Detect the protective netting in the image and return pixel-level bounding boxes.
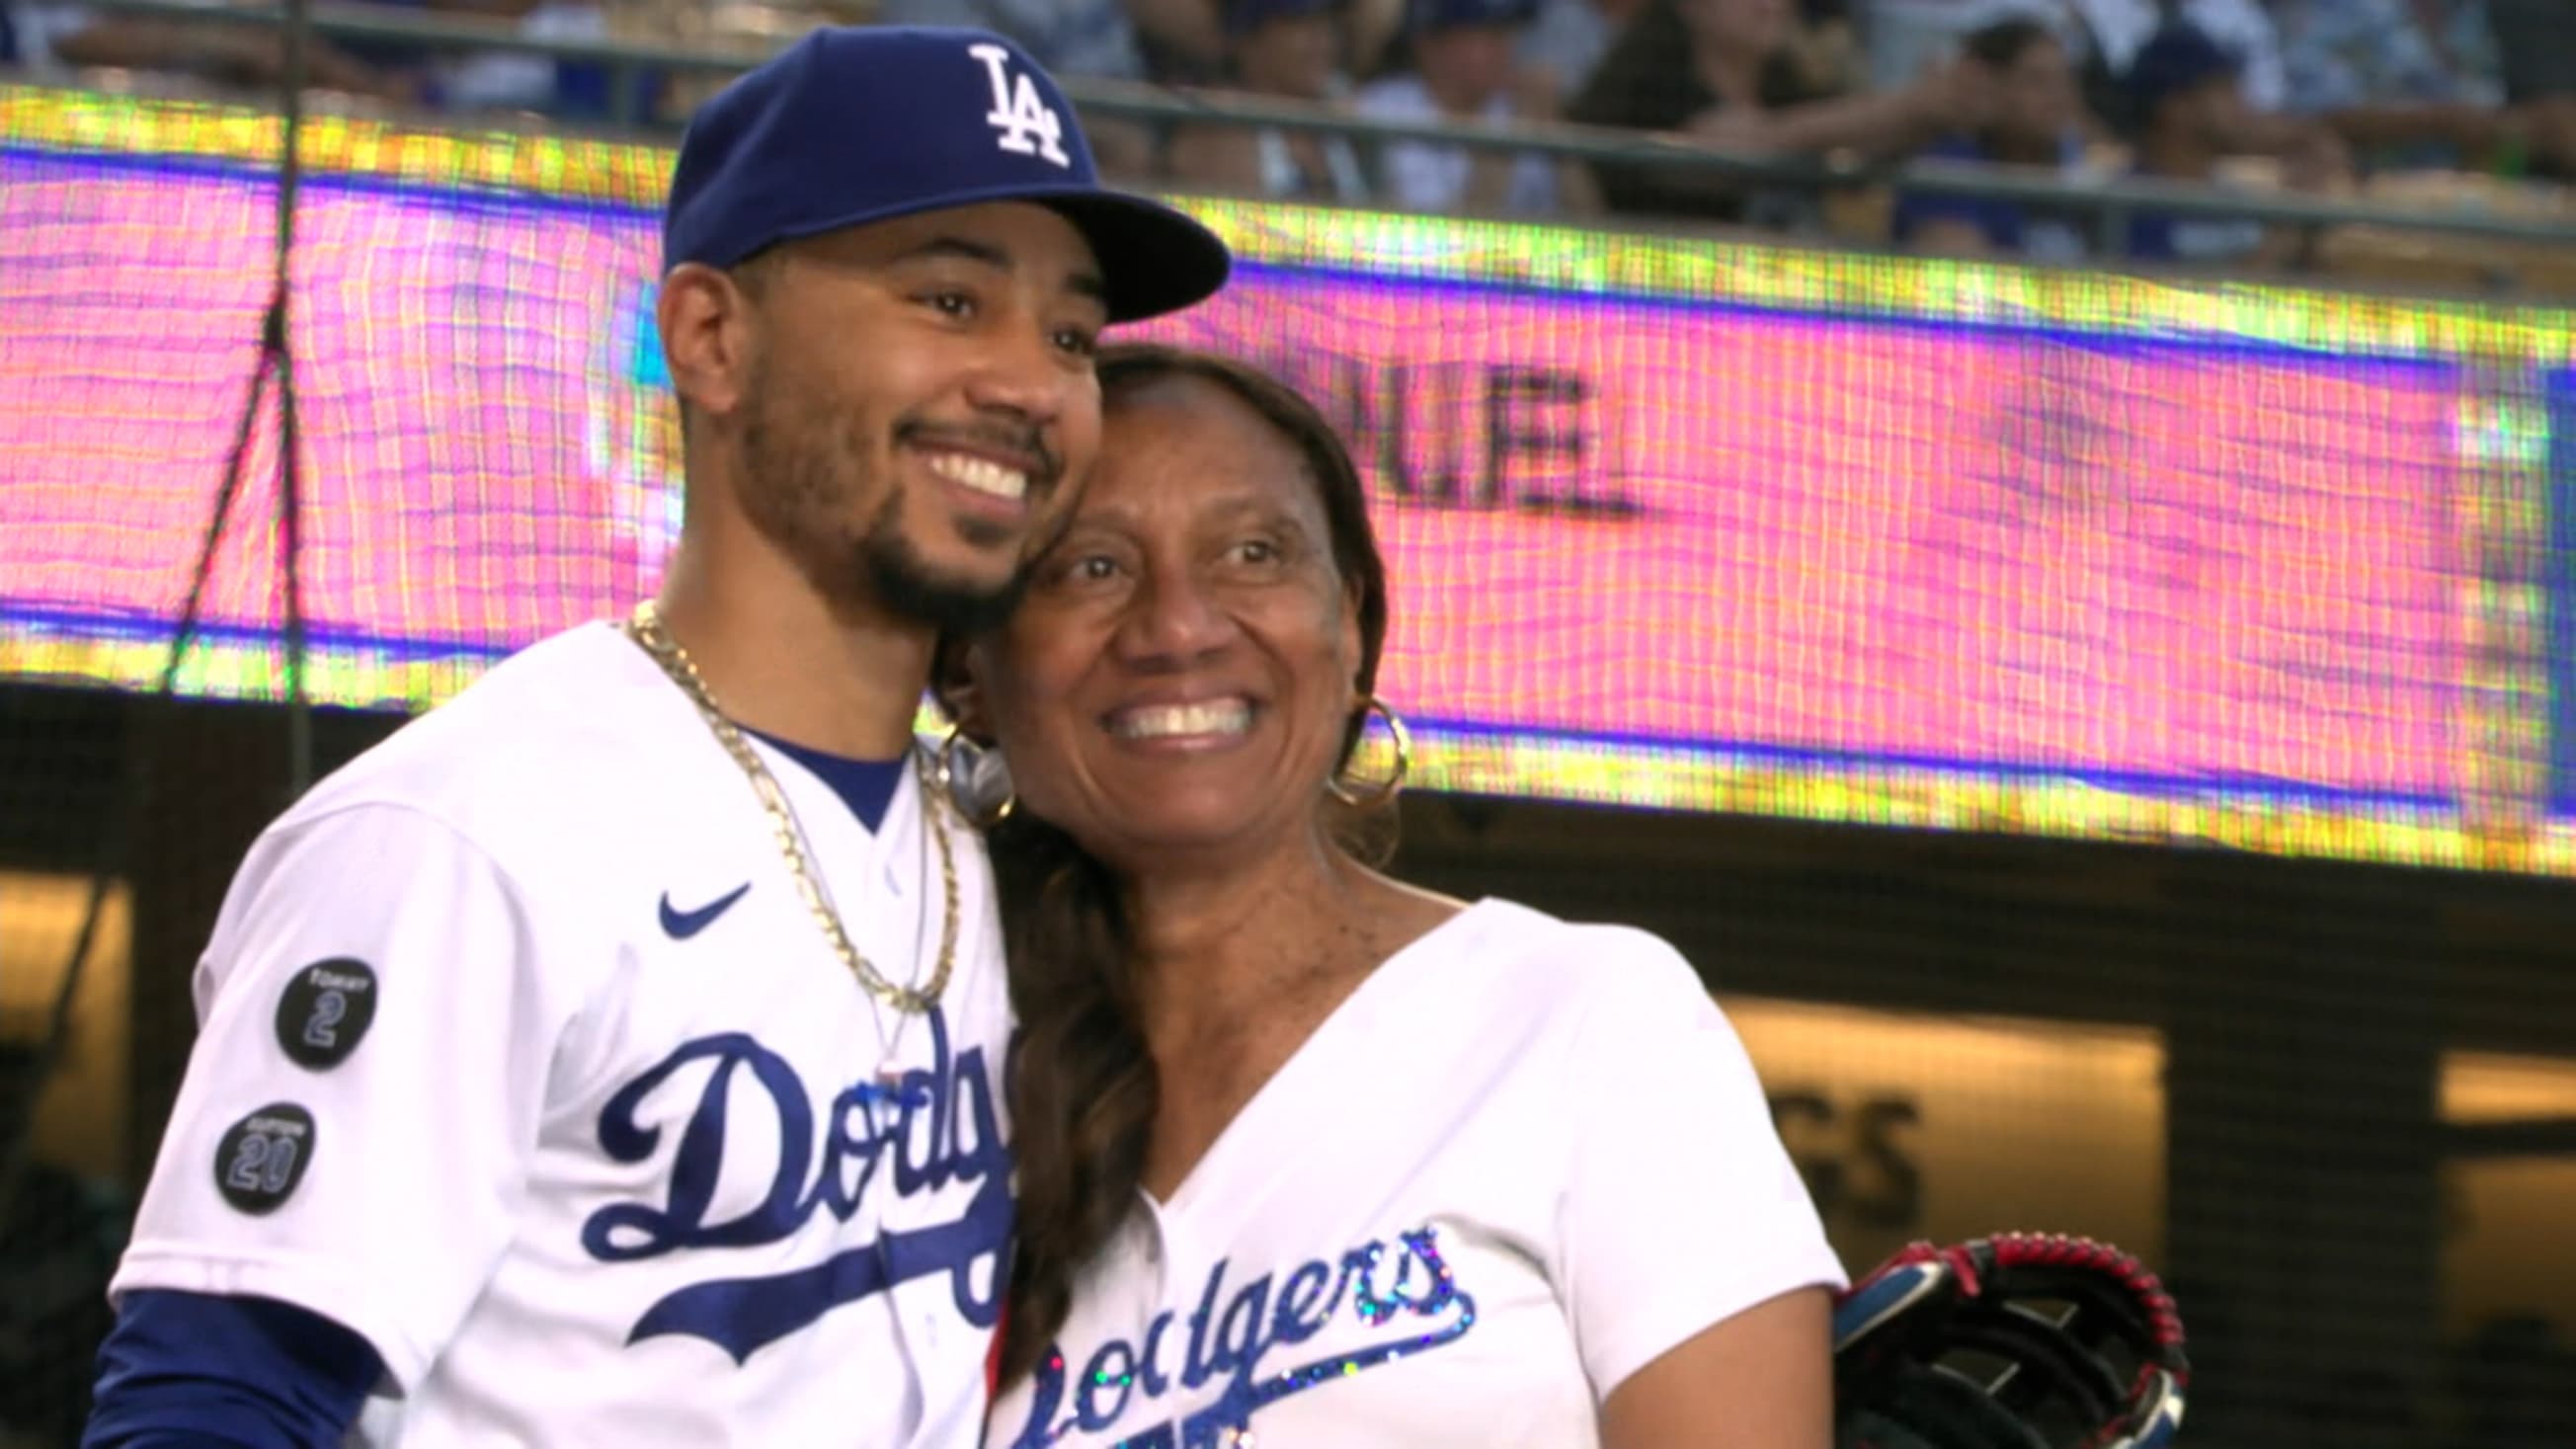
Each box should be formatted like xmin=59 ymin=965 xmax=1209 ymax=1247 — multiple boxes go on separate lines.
xmin=1 ymin=77 xmax=2570 ymax=1449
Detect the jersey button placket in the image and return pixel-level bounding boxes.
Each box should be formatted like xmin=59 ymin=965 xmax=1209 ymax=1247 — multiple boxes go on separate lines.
xmin=1139 ymin=1195 xmax=1177 ymax=1304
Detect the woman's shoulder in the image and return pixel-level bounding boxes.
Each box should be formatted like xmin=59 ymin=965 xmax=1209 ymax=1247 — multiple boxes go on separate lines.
xmin=1409 ymin=897 xmax=1715 ymax=1020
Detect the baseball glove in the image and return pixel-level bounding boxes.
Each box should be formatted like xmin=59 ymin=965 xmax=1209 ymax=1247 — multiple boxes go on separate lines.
xmin=1831 ymin=1233 xmax=2189 ymax=1449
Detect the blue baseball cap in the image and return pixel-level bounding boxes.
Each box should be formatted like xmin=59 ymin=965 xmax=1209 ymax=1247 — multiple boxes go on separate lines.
xmin=663 ymin=26 xmax=1230 ymax=322
xmin=2127 ymin=24 xmax=2241 ymax=117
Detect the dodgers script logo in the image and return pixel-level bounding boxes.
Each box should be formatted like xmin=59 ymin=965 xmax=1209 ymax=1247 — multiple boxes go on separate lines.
xmin=579 ymin=1009 xmax=1011 ymax=1362
xmin=971 ymin=41 xmax=1071 ymax=167
xmin=1000 ymin=1226 xmax=1479 ymax=1448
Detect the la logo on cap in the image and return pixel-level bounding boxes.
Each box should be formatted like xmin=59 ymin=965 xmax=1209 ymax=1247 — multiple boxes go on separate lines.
xmin=970 ymin=42 xmax=1070 ymax=168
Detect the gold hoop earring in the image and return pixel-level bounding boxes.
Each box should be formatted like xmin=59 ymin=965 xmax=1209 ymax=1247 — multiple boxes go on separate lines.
xmin=1328 ymin=696 xmax=1410 ymax=807
xmin=936 ymin=723 xmax=1015 ymax=828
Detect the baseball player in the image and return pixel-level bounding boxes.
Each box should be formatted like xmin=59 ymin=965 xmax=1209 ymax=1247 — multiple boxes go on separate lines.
xmin=80 ymin=27 xmax=1228 ymax=1448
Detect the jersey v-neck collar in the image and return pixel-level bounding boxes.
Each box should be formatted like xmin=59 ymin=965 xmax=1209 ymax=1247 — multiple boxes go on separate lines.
xmin=1145 ymin=897 xmax=1510 ymax=1230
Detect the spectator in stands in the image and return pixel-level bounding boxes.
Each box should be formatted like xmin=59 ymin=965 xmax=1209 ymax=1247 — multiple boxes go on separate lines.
xmin=0 ymin=0 xmax=408 ymax=96
xmin=2053 ymin=0 xmax=2366 ymax=179
xmin=0 ymin=0 xmax=615 ymax=119
xmin=1514 ymin=0 xmax=1646 ymax=99
xmin=1891 ymin=14 xmax=2096 ymax=259
xmin=1165 ymin=0 xmax=1372 ymax=202
xmin=879 ymin=0 xmax=1142 ymax=81
xmin=878 ymin=0 xmax=1225 ymax=169
xmin=1563 ymin=0 xmax=1990 ymax=228
xmin=1784 ymin=0 xmax=1857 ymax=94
xmin=2053 ymin=0 xmax=2285 ymax=121
xmin=2273 ymin=0 xmax=2576 ymax=175
xmin=1353 ymin=0 xmax=1597 ymax=215
xmin=2119 ymin=23 xmax=2313 ymax=269
xmin=412 ymin=0 xmax=621 ymax=121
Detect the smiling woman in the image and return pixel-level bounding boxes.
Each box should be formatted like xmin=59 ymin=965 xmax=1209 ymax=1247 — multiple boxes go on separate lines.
xmin=964 ymin=348 xmax=1389 ymax=868
xmin=940 ymin=343 xmax=1847 ymax=1449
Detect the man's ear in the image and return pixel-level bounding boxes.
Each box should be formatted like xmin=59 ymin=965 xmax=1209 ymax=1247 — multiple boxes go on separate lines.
xmin=930 ymin=637 xmax=997 ymax=745
xmin=658 ymin=261 xmax=758 ymax=422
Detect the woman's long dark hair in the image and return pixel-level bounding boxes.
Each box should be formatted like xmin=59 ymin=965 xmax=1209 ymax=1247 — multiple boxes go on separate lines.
xmin=985 ymin=342 xmax=1394 ymax=1387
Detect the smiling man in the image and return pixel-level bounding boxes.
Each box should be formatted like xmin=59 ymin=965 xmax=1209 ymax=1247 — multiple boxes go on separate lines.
xmin=81 ymin=27 xmax=1227 ymax=1449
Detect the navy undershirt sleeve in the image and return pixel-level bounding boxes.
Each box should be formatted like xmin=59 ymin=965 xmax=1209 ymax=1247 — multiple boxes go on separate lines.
xmin=84 ymin=1289 xmax=384 ymax=1449
xmin=744 ymin=728 xmax=908 ymax=832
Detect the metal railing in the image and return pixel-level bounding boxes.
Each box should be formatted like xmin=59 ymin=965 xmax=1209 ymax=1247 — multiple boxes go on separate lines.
xmin=53 ymin=0 xmax=2576 ymax=257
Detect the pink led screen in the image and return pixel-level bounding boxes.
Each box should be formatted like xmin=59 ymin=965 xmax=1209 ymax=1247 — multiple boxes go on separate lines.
xmin=0 ymin=139 xmax=2475 ymax=818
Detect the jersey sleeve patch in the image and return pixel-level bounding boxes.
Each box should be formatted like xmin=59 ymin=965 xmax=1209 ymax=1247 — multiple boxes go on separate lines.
xmin=274 ymin=958 xmax=380 ymax=1071
xmin=213 ymin=1103 xmax=318 ymax=1215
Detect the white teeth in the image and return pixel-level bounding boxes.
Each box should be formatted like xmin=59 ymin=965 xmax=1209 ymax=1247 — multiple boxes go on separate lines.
xmin=1111 ymin=700 xmax=1252 ymax=740
xmin=925 ymin=451 xmax=1029 ymax=502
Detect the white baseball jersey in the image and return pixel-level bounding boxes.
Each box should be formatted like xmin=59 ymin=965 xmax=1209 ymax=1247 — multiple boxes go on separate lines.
xmin=985 ymin=898 xmax=1847 ymax=1449
xmin=109 ymin=621 xmax=1013 ymax=1448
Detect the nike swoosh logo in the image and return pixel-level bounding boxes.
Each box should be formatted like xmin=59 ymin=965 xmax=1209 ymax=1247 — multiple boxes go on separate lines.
xmin=659 ymin=883 xmax=751 ymax=940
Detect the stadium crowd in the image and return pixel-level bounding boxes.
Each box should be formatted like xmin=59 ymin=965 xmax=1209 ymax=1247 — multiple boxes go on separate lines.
xmin=4 ymin=0 xmax=2574 ymax=273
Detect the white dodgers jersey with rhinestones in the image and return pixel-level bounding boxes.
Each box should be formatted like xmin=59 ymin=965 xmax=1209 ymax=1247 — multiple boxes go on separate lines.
xmin=109 ymin=622 xmax=1012 ymax=1448
xmin=985 ymin=899 xmax=1848 ymax=1449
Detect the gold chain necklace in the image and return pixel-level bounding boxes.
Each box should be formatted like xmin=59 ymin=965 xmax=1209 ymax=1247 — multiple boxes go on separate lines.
xmin=620 ymin=601 xmax=959 ymax=1015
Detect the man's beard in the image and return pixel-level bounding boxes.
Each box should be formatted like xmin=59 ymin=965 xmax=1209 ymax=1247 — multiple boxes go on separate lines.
xmin=740 ymin=398 xmax=1030 ymax=636
xmin=855 ymin=490 xmax=1029 ymax=635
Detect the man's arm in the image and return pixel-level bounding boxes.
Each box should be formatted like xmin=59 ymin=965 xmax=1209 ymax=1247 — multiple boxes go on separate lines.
xmin=96 ymin=803 xmax=583 ymax=1432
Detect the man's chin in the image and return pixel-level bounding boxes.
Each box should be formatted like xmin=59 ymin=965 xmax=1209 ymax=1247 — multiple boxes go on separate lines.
xmin=953 ymin=511 xmax=1024 ymax=553
xmin=862 ymin=548 xmax=1026 ymax=636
